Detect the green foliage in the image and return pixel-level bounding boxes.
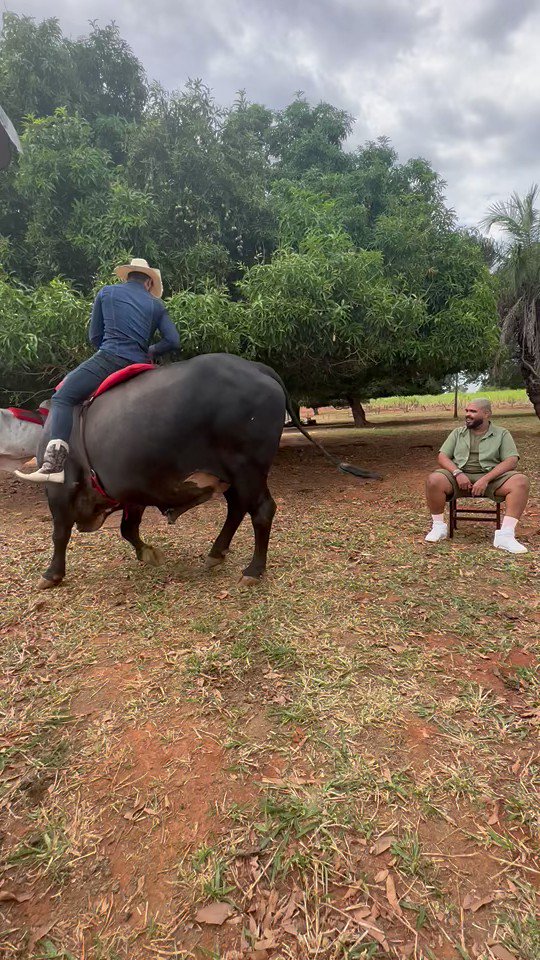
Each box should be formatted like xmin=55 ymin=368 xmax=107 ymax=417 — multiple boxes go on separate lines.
xmin=239 ymin=228 xmax=430 ymax=398
xmin=0 ymin=14 xmax=147 ymax=125
xmin=166 ymin=287 xmax=244 ymax=356
xmin=482 ymin=184 xmax=540 ymax=415
xmin=0 ymin=272 xmax=90 ymax=402
xmin=0 ymin=13 xmax=500 ymax=407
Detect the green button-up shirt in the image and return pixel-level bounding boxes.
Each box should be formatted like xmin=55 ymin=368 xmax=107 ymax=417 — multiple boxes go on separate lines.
xmin=440 ymin=423 xmax=519 ymax=473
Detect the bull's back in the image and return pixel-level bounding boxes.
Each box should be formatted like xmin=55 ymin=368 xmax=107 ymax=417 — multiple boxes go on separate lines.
xmin=84 ymin=354 xmax=286 ymax=499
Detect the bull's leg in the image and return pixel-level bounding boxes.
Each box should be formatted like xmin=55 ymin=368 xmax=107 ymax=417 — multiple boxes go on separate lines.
xmin=121 ymin=505 xmax=164 ymax=566
xmin=40 ymin=503 xmax=75 ymax=589
xmin=206 ymin=489 xmax=246 ymax=569
xmin=241 ymin=486 xmax=277 ymax=585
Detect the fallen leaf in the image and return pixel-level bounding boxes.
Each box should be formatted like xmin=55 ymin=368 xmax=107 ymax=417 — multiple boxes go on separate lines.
xmin=349 ymin=906 xmax=372 ymax=921
xmin=356 ymin=920 xmax=389 ymax=951
xmin=29 ymin=921 xmax=56 ymax=951
xmin=490 ymin=947 xmax=518 ymax=960
xmin=374 ymin=869 xmax=389 ymax=883
xmin=195 ymin=902 xmax=235 ymax=925
xmin=488 ymin=800 xmax=502 ymax=825
xmin=254 ymin=937 xmax=278 ymax=950
xmin=0 ymin=890 xmax=32 ymax=903
xmin=371 ymin=836 xmax=395 ymax=855
xmin=463 ymin=892 xmax=494 ymax=913
xmin=385 ymin=873 xmax=402 ymax=915
xmin=217 ymin=590 xmax=229 ymax=600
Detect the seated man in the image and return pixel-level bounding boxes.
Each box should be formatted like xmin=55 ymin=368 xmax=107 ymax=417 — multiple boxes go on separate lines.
xmin=425 ymin=398 xmax=530 ymax=554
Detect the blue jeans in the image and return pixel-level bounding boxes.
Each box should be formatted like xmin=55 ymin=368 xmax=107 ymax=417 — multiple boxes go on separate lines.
xmin=50 ymin=351 xmax=131 ymax=442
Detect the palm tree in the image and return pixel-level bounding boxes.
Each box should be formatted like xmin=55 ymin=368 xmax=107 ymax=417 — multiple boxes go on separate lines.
xmin=481 ymin=185 xmax=540 ymax=418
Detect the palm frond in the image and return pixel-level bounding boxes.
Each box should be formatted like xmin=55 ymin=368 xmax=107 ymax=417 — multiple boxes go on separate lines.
xmin=480 ymin=184 xmax=540 ymax=246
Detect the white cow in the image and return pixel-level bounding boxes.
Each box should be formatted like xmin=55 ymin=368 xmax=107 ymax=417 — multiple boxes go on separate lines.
xmin=0 ymin=400 xmax=51 ymax=472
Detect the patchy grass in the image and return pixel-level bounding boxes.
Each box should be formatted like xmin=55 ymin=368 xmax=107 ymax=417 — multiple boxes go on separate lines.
xmin=0 ymin=410 xmax=539 ymax=960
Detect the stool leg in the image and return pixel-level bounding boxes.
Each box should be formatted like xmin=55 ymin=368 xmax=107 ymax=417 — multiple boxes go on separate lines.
xmin=449 ymin=499 xmax=455 ymax=538
xmin=496 ymin=502 xmax=501 ymax=530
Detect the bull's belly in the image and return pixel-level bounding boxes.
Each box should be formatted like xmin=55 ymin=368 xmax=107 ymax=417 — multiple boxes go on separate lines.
xmin=107 ymin=469 xmax=228 ymax=506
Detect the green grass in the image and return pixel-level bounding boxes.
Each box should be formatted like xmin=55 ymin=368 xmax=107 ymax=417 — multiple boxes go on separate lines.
xmin=367 ymin=387 xmax=529 ymax=413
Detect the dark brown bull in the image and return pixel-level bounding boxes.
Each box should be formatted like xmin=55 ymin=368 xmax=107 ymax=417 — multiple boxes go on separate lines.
xmin=37 ymin=354 xmax=378 ymax=588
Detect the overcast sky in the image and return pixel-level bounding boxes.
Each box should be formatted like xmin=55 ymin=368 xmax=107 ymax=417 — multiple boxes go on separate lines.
xmin=4 ymin=0 xmax=540 ymax=229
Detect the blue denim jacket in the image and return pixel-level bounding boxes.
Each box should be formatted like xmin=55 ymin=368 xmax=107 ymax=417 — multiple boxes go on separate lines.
xmin=88 ymin=280 xmax=180 ymax=363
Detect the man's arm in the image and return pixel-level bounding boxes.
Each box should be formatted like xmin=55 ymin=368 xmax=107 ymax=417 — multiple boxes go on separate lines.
xmin=471 ymin=430 xmax=519 ymax=495
xmin=471 ymin=456 xmax=519 ymax=495
xmin=88 ymin=292 xmax=104 ymax=349
xmin=438 ymin=450 xmax=461 ymax=472
xmin=148 ymin=304 xmax=180 ymax=358
xmin=438 ymin=450 xmax=472 ymax=491
xmin=438 ymin=431 xmax=471 ymax=491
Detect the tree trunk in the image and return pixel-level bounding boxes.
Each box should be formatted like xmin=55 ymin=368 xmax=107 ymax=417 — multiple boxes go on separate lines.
xmin=453 ymin=375 xmax=459 ymax=419
xmin=348 ymin=397 xmax=369 ymax=427
xmin=521 ymin=363 xmax=540 ymax=420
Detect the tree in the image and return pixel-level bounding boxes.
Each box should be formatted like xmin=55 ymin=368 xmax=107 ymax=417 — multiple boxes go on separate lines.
xmin=264 ymin=179 xmax=498 ymax=418
xmin=481 ymin=185 xmax=540 ymax=418
xmin=0 ymin=14 xmax=75 ymax=124
xmin=0 ymin=14 xmax=148 ymax=127
xmin=268 ymin=95 xmax=354 ymax=178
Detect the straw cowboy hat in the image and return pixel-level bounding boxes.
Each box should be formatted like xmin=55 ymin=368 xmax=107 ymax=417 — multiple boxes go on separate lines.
xmin=114 ymin=257 xmax=163 ymax=298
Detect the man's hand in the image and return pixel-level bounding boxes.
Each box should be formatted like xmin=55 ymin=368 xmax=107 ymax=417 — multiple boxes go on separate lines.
xmin=471 ymin=476 xmax=489 ymax=497
xmin=456 ymin=472 xmax=472 ymax=492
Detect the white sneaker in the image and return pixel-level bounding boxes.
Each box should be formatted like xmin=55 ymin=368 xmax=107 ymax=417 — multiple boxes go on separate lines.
xmin=494 ymin=531 xmax=528 ymax=554
xmin=425 ymin=522 xmax=448 ymax=543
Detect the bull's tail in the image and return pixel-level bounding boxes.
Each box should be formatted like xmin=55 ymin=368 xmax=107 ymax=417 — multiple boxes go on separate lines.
xmin=259 ymin=364 xmax=382 ymax=480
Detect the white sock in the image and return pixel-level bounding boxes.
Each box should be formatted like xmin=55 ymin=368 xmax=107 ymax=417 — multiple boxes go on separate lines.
xmin=500 ymin=516 xmax=518 ymax=534
xmin=431 ymin=514 xmax=445 ymax=525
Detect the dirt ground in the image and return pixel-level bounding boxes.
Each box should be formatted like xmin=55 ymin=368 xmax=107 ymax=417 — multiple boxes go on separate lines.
xmin=1 ymin=409 xmax=539 ymax=960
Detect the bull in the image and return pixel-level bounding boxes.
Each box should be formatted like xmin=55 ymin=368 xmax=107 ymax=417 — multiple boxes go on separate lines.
xmin=36 ymin=354 xmax=378 ymax=589
xmin=1 ymin=400 xmax=51 ymax=472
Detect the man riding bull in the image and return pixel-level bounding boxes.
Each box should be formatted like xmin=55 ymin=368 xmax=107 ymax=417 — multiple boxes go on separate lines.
xmin=17 ymin=258 xmax=180 ymax=484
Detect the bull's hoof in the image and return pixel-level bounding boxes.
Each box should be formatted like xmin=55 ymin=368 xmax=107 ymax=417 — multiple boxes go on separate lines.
xmin=239 ymin=574 xmax=262 ymax=587
xmin=205 ymin=554 xmax=225 ymax=570
xmin=38 ymin=576 xmax=62 ymax=590
xmin=139 ymin=545 xmax=165 ymax=566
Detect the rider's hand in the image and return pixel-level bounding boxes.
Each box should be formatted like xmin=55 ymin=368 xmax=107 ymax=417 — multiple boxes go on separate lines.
xmin=456 ymin=471 xmax=472 ymax=493
xmin=471 ymin=476 xmax=489 ymax=497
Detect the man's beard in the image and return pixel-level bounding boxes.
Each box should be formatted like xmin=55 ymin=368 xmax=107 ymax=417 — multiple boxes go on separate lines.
xmin=465 ymin=417 xmax=483 ymax=429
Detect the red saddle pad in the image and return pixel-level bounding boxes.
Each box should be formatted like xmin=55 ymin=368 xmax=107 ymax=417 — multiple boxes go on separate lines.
xmin=7 ymin=407 xmax=46 ymax=425
xmin=92 ymin=363 xmax=155 ymax=399
xmin=55 ymin=363 xmax=155 ymax=399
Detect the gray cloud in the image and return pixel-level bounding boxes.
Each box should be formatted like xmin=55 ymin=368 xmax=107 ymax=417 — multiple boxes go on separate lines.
xmin=468 ymin=0 xmax=537 ymax=47
xmin=4 ymin=0 xmax=540 ymax=228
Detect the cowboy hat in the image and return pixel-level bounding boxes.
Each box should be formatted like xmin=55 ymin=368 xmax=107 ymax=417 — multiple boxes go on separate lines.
xmin=114 ymin=257 xmax=163 ymax=298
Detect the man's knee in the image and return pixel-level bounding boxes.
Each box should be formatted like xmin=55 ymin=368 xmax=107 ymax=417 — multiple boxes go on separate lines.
xmin=512 ymin=473 xmax=530 ymax=493
xmin=426 ymin=471 xmax=446 ymax=488
xmin=500 ymin=474 xmax=530 ymax=498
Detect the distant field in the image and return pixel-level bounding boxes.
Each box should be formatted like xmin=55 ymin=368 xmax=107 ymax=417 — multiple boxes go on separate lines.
xmin=366 ymin=388 xmax=529 ymax=413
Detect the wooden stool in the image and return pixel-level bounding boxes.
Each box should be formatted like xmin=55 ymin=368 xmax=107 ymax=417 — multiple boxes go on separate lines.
xmin=449 ymin=496 xmax=502 ymax=538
